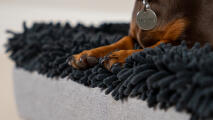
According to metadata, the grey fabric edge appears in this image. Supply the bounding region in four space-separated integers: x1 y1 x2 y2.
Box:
13 67 190 120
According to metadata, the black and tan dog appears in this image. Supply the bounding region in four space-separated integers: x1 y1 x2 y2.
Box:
68 0 213 71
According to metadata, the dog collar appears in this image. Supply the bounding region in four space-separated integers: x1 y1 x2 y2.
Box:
136 0 157 30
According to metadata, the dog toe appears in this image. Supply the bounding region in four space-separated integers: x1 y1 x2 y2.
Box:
67 56 74 66
105 59 124 71
102 51 126 71
75 55 88 69
101 50 138 71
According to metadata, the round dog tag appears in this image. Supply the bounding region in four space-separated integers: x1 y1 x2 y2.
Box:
136 9 157 30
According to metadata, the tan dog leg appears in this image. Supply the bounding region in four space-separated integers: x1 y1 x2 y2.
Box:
102 40 169 71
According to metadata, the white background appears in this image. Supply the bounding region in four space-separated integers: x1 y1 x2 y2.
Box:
0 0 135 120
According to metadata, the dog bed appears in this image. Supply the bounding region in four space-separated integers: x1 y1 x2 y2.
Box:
6 22 213 120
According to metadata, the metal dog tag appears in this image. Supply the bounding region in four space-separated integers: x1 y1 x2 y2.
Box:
136 9 157 30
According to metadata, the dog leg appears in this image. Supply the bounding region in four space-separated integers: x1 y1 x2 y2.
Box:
102 39 172 71
68 36 135 69
102 38 180 71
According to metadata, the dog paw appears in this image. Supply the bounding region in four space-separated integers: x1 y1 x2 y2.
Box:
101 50 131 71
67 50 99 69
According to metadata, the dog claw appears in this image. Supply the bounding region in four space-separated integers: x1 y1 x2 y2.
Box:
79 57 83 63
99 56 110 65
112 63 121 67
99 49 120 66
67 56 74 65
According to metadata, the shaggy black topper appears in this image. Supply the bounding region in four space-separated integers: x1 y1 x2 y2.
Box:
6 22 213 120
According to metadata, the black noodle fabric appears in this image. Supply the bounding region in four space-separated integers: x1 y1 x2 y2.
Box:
6 22 213 120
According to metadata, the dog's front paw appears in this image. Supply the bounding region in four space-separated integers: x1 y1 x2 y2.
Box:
101 50 131 71
67 50 99 69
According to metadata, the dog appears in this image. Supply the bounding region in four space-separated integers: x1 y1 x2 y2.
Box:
68 0 213 71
